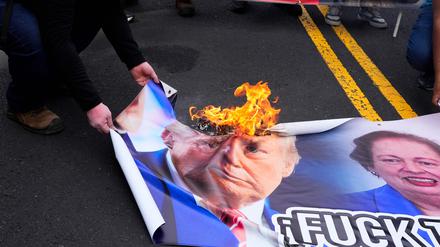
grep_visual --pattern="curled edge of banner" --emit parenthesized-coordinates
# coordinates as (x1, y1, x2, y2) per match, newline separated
(269, 118, 354, 136)
(110, 129, 165, 240)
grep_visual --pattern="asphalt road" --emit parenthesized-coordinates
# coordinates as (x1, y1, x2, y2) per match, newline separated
(0, 1, 437, 246)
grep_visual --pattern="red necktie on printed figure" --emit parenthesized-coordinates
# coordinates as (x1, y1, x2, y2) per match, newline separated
(220, 208, 247, 247)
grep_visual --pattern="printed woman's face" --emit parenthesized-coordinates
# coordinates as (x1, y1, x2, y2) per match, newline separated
(371, 137, 440, 199)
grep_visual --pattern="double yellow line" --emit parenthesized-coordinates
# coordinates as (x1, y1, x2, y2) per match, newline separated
(299, 5, 417, 121)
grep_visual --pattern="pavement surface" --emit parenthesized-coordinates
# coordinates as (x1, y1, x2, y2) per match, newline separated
(0, 1, 438, 246)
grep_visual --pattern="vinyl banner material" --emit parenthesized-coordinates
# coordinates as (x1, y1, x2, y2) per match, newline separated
(111, 82, 440, 247)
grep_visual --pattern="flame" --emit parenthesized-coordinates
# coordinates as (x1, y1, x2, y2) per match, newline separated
(189, 81, 281, 136)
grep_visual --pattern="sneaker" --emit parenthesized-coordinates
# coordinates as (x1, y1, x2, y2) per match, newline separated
(358, 7, 388, 29)
(7, 106, 64, 135)
(417, 73, 434, 91)
(229, 1, 249, 14)
(325, 6, 342, 26)
(176, 0, 195, 17)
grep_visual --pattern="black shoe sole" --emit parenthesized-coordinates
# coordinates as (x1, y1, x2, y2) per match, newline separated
(7, 111, 65, 135)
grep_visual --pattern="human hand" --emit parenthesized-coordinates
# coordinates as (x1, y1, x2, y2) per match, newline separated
(433, 80, 440, 107)
(86, 103, 114, 134)
(130, 61, 159, 86)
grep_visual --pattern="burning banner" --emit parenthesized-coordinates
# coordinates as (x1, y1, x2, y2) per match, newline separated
(189, 81, 280, 136)
(111, 81, 440, 247)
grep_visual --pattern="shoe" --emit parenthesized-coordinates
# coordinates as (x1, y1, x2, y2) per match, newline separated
(229, 1, 248, 14)
(126, 13, 135, 23)
(176, 0, 195, 17)
(7, 106, 64, 135)
(417, 73, 434, 91)
(358, 7, 388, 28)
(325, 6, 342, 26)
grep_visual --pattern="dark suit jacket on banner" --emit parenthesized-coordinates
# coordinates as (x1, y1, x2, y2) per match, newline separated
(121, 134, 277, 246)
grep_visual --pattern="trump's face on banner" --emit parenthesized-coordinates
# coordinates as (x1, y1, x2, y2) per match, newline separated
(162, 120, 300, 209)
(182, 133, 300, 209)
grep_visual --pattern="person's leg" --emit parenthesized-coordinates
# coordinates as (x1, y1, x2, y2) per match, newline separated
(42, 1, 101, 99)
(2, 2, 48, 113)
(406, 4, 434, 90)
(1, 1, 64, 134)
(325, 5, 343, 26)
(358, 7, 388, 28)
(406, 5, 434, 73)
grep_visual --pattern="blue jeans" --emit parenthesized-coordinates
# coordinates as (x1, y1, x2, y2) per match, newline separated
(406, 4, 433, 75)
(0, 0, 49, 112)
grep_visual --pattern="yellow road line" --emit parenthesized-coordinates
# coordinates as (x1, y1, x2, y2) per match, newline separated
(317, 5, 417, 119)
(299, 6, 382, 121)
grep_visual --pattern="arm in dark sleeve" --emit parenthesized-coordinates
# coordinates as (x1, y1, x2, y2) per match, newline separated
(100, 0, 146, 70)
(38, 0, 102, 111)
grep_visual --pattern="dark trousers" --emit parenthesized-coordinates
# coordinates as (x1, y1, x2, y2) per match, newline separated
(0, 0, 49, 112)
(406, 4, 433, 75)
(1, 0, 101, 112)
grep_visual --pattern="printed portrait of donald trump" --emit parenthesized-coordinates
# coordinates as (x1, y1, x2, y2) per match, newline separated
(114, 82, 300, 246)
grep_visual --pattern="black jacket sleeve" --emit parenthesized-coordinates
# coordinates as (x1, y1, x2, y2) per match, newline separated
(101, 0, 146, 70)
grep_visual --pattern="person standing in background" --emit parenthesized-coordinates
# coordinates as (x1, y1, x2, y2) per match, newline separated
(325, 5, 388, 28)
(407, 0, 434, 92)
(432, 0, 440, 107)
